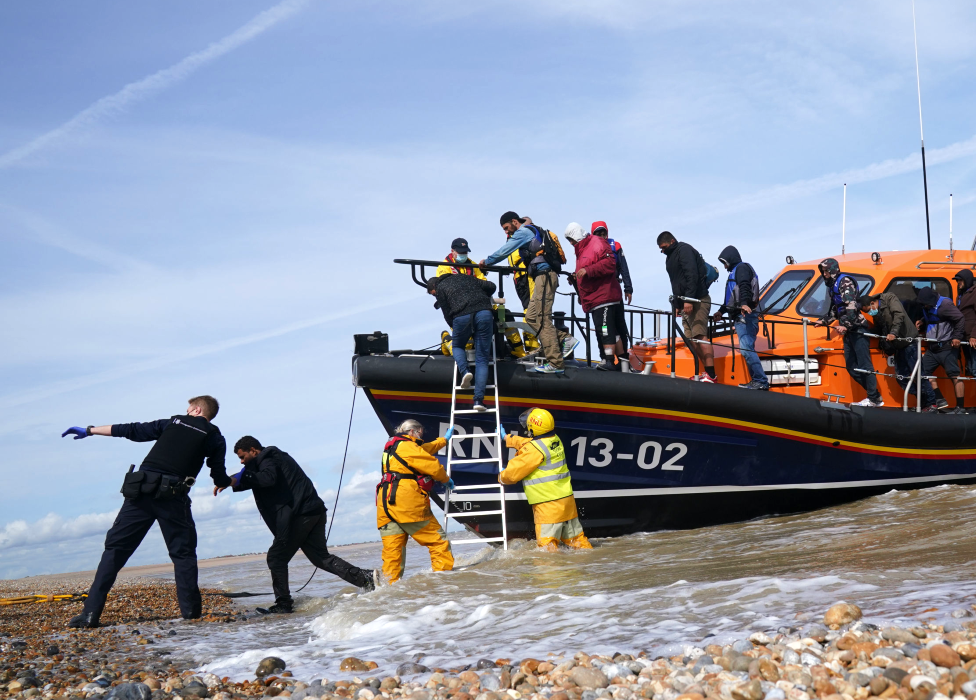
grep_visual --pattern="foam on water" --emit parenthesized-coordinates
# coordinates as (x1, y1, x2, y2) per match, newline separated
(148, 484, 976, 681)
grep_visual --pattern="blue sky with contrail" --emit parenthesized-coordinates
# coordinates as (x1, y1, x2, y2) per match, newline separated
(3, 0, 976, 577)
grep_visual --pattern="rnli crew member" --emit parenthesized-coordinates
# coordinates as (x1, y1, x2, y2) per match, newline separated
(814, 258, 883, 407)
(377, 419, 455, 583)
(954, 270, 976, 380)
(498, 408, 592, 551)
(60, 396, 230, 628)
(657, 231, 716, 382)
(216, 436, 375, 614)
(714, 246, 768, 390)
(590, 221, 634, 305)
(565, 223, 625, 371)
(859, 294, 937, 411)
(435, 237, 487, 280)
(482, 212, 574, 374)
(916, 286, 967, 414)
(428, 273, 497, 412)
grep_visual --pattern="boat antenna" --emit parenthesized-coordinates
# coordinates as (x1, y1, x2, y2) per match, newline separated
(949, 193, 954, 260)
(841, 183, 847, 256)
(912, 0, 932, 250)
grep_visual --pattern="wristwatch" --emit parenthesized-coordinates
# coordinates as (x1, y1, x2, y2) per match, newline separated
(86, 425, 94, 436)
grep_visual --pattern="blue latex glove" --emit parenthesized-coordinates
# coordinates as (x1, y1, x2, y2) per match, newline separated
(61, 427, 88, 440)
(232, 469, 245, 482)
(499, 425, 507, 441)
(444, 426, 455, 441)
(447, 478, 456, 490)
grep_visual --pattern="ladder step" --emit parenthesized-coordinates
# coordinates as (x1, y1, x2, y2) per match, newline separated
(454, 385, 496, 390)
(454, 409, 498, 414)
(448, 483, 504, 490)
(447, 510, 505, 517)
(450, 537, 506, 544)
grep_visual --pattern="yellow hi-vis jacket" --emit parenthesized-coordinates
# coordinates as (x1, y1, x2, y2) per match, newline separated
(507, 250, 535, 300)
(376, 436, 448, 528)
(500, 434, 577, 524)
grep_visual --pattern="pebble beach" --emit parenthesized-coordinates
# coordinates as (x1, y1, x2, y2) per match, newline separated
(4, 578, 976, 700)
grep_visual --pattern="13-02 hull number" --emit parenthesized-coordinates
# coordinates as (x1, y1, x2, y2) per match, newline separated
(569, 437, 687, 471)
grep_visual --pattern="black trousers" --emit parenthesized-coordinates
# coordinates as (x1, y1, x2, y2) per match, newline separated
(84, 494, 200, 619)
(267, 511, 367, 606)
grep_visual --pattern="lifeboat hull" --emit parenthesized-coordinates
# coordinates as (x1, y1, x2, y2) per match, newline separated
(354, 354, 976, 540)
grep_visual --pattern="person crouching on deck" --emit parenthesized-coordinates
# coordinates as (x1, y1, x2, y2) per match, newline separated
(498, 408, 592, 551)
(376, 419, 455, 582)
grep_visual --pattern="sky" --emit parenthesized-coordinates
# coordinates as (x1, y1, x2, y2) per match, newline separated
(3, 0, 976, 579)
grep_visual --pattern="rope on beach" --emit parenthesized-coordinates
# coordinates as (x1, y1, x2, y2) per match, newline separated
(0, 593, 87, 606)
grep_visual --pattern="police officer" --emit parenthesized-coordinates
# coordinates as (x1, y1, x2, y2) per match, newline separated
(498, 408, 592, 551)
(218, 436, 376, 614)
(61, 396, 231, 628)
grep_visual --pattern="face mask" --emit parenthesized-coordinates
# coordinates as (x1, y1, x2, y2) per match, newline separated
(868, 309, 878, 316)
(455, 254, 468, 263)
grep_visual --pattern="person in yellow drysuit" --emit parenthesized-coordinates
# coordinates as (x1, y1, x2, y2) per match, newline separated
(435, 237, 487, 280)
(498, 408, 592, 551)
(376, 419, 455, 582)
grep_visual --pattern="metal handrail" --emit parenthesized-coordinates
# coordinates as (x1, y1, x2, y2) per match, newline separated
(916, 261, 976, 269)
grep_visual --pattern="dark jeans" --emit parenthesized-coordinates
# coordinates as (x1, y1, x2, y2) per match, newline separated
(267, 511, 368, 607)
(734, 310, 768, 384)
(84, 493, 200, 619)
(843, 331, 882, 403)
(894, 343, 937, 407)
(452, 309, 493, 403)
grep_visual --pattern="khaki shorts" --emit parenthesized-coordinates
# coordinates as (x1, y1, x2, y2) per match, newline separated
(682, 294, 710, 339)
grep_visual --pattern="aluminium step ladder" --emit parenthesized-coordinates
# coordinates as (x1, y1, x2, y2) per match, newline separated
(442, 335, 508, 549)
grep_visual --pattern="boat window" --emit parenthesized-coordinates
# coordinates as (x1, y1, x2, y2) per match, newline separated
(758, 270, 814, 315)
(796, 274, 875, 318)
(883, 277, 952, 303)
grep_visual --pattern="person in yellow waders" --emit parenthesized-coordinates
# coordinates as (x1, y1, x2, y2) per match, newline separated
(498, 408, 592, 551)
(376, 419, 455, 582)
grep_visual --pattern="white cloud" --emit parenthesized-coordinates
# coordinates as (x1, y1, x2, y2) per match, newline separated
(0, 0, 310, 169)
(0, 510, 119, 550)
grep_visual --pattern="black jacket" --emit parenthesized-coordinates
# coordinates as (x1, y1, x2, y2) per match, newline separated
(664, 241, 706, 309)
(112, 415, 229, 486)
(433, 274, 497, 326)
(232, 446, 325, 537)
(717, 245, 759, 317)
(956, 272, 976, 338)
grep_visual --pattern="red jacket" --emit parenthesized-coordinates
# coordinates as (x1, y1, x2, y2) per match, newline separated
(573, 235, 622, 312)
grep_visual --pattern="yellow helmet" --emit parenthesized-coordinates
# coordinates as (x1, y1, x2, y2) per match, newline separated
(519, 407, 555, 436)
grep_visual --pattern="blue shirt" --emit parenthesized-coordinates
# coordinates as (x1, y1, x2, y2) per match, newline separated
(484, 226, 550, 272)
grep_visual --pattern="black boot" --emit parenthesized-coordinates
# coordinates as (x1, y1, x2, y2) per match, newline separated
(361, 569, 377, 592)
(257, 598, 293, 615)
(68, 611, 100, 629)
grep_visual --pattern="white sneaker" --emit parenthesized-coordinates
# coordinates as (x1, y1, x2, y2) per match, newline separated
(473, 403, 487, 412)
(459, 372, 474, 389)
(561, 337, 580, 358)
(851, 398, 883, 407)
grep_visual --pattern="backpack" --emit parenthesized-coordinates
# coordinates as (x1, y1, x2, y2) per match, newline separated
(697, 250, 719, 289)
(524, 224, 566, 274)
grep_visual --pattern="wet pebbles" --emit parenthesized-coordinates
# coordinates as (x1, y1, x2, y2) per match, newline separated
(5, 593, 976, 700)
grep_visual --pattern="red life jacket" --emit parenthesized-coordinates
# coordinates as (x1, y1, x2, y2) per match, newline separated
(377, 436, 435, 524)
(444, 252, 476, 276)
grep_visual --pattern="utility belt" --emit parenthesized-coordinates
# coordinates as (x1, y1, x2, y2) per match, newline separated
(376, 471, 434, 506)
(120, 466, 195, 500)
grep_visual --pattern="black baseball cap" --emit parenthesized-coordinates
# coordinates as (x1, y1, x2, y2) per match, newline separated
(451, 237, 471, 253)
(500, 211, 524, 226)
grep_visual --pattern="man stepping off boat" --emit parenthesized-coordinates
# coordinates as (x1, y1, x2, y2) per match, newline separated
(498, 408, 592, 551)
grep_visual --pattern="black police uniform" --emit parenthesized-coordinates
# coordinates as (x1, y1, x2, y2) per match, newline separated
(81, 415, 230, 621)
(232, 446, 371, 610)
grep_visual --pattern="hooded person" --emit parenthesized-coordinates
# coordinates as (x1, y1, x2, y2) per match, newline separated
(713, 246, 768, 390)
(565, 223, 626, 371)
(916, 286, 967, 413)
(814, 258, 883, 407)
(590, 221, 634, 305)
(954, 269, 976, 379)
(498, 408, 592, 551)
(376, 419, 455, 582)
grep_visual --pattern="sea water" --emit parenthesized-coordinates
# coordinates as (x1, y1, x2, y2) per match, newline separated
(143, 484, 976, 681)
